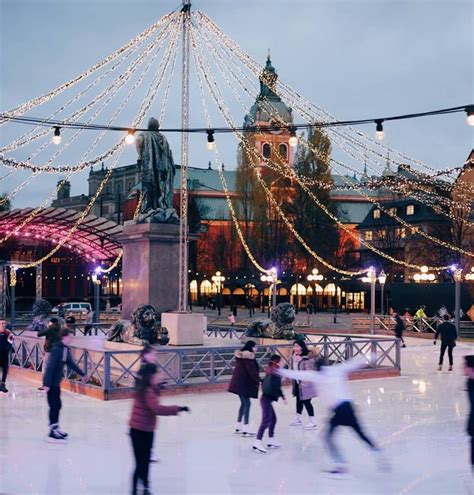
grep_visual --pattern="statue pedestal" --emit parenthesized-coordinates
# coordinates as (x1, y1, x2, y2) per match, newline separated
(162, 312, 206, 346)
(117, 223, 180, 320)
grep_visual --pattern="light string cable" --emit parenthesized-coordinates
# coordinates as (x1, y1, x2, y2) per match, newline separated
(2, 16, 182, 264)
(189, 23, 272, 275)
(195, 15, 474, 227)
(0, 11, 176, 155)
(191, 21, 367, 277)
(0, 7, 180, 124)
(193, 21, 452, 272)
(0, 13, 179, 176)
(0, 16, 179, 214)
(197, 12, 472, 192)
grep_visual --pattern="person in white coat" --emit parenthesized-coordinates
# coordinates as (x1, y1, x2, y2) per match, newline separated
(278, 353, 388, 477)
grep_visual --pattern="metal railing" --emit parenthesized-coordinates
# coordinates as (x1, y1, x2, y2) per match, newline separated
(9, 322, 110, 337)
(9, 333, 400, 399)
(354, 315, 439, 333)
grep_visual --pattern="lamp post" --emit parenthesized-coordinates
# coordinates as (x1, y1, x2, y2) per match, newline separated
(91, 267, 102, 324)
(451, 266, 463, 336)
(9, 265, 17, 325)
(261, 267, 278, 318)
(307, 268, 323, 314)
(211, 271, 225, 316)
(378, 270, 387, 315)
(413, 265, 436, 283)
(362, 267, 377, 335)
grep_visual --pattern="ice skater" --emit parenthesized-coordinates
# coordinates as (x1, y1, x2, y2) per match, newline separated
(228, 340, 260, 436)
(129, 347, 189, 495)
(252, 354, 286, 453)
(278, 352, 388, 477)
(0, 320, 14, 393)
(287, 339, 318, 429)
(391, 308, 406, 348)
(464, 355, 474, 476)
(43, 328, 88, 442)
(433, 313, 457, 371)
(38, 318, 61, 391)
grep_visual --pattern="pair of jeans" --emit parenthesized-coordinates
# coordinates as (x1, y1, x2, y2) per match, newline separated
(130, 428, 154, 493)
(237, 395, 251, 424)
(439, 342, 454, 366)
(47, 387, 62, 428)
(257, 395, 276, 440)
(326, 401, 377, 464)
(0, 350, 9, 383)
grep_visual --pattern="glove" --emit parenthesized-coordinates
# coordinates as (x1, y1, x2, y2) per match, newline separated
(179, 406, 190, 413)
(433, 340, 437, 345)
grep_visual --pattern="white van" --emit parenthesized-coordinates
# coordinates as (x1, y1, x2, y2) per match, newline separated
(52, 302, 92, 315)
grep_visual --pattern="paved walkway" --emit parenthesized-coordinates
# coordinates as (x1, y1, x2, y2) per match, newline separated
(1, 338, 473, 494)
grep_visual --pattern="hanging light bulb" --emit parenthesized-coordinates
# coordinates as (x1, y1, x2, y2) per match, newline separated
(125, 129, 136, 145)
(466, 106, 474, 126)
(288, 126, 298, 147)
(52, 126, 61, 145)
(375, 120, 384, 141)
(207, 129, 215, 150)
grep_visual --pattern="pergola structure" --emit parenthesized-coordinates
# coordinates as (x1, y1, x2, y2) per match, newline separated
(0, 207, 122, 261)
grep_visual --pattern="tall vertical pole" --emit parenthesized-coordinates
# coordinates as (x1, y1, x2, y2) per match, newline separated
(178, 1, 191, 312)
(370, 276, 375, 335)
(454, 269, 462, 336)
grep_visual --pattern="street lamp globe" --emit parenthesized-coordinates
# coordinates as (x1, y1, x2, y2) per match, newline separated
(378, 271, 387, 285)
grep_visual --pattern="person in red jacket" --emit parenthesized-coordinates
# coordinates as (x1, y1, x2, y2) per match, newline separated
(228, 340, 260, 436)
(129, 345, 189, 495)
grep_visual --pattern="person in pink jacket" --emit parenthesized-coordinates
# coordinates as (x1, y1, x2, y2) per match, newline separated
(129, 345, 190, 495)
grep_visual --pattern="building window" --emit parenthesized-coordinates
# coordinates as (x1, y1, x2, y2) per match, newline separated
(410, 227, 417, 236)
(373, 209, 381, 219)
(115, 183, 122, 193)
(364, 231, 373, 241)
(378, 229, 386, 239)
(105, 186, 110, 194)
(127, 181, 133, 191)
(279, 143, 288, 160)
(406, 204, 415, 215)
(389, 207, 397, 215)
(262, 143, 271, 159)
(396, 227, 406, 238)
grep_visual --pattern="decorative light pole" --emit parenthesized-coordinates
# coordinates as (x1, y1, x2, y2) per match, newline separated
(450, 265, 463, 336)
(378, 270, 387, 315)
(211, 271, 225, 316)
(91, 267, 102, 324)
(9, 265, 17, 325)
(413, 265, 436, 283)
(261, 267, 278, 318)
(466, 267, 474, 281)
(307, 268, 323, 313)
(362, 267, 377, 335)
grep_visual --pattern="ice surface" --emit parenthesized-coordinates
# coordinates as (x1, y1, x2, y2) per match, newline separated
(1, 337, 473, 494)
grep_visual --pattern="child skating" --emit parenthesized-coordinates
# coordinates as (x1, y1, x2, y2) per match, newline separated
(279, 352, 388, 477)
(253, 354, 286, 454)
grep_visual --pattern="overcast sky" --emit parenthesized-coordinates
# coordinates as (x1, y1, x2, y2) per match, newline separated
(1, 0, 473, 207)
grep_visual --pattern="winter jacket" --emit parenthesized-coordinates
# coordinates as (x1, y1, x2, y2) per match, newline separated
(43, 341, 84, 388)
(394, 314, 405, 334)
(262, 367, 285, 402)
(38, 326, 60, 352)
(467, 379, 474, 437)
(287, 351, 318, 400)
(129, 385, 180, 432)
(0, 330, 14, 353)
(435, 322, 457, 345)
(228, 350, 260, 399)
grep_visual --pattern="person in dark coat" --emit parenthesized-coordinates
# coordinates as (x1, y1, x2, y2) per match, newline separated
(0, 320, 14, 393)
(464, 355, 474, 475)
(391, 308, 406, 347)
(434, 313, 457, 371)
(38, 318, 62, 391)
(43, 328, 87, 443)
(129, 345, 189, 495)
(228, 340, 260, 437)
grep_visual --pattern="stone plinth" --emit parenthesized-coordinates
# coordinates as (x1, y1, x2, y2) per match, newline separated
(162, 312, 206, 346)
(116, 223, 180, 320)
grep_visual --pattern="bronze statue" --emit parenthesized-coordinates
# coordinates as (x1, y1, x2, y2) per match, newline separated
(135, 117, 179, 224)
(107, 304, 169, 345)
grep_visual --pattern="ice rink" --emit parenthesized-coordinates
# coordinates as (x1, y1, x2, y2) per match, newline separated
(1, 337, 473, 494)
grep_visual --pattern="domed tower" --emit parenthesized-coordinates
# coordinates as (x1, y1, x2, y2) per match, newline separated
(242, 55, 295, 170)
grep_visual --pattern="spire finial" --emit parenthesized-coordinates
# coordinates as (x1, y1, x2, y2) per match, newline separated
(267, 48, 271, 62)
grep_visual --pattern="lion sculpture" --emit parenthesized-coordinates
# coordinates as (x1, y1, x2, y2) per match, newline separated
(107, 304, 169, 345)
(244, 303, 297, 340)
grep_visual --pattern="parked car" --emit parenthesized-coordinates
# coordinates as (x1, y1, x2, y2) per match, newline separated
(52, 302, 92, 316)
(110, 304, 122, 313)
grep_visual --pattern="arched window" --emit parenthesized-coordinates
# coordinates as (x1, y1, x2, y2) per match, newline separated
(262, 143, 271, 158)
(200, 280, 212, 295)
(279, 143, 288, 160)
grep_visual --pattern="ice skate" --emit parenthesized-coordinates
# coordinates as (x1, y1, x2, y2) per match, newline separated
(289, 414, 303, 426)
(304, 418, 318, 430)
(47, 429, 67, 444)
(234, 422, 242, 434)
(266, 437, 281, 449)
(437, 365, 442, 371)
(323, 465, 350, 479)
(373, 449, 390, 472)
(252, 439, 267, 453)
(241, 424, 256, 437)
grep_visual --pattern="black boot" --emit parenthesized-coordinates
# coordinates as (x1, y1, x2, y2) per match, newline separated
(0, 382, 8, 393)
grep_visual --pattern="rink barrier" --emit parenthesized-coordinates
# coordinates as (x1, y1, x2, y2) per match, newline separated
(9, 333, 401, 400)
(352, 315, 438, 333)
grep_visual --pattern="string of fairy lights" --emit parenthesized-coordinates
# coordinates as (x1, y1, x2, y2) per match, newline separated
(1, 6, 473, 280)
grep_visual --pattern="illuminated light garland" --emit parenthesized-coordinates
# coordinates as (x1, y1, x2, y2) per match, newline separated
(0, 11, 178, 124)
(191, 25, 368, 277)
(197, 11, 474, 198)
(192, 28, 453, 273)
